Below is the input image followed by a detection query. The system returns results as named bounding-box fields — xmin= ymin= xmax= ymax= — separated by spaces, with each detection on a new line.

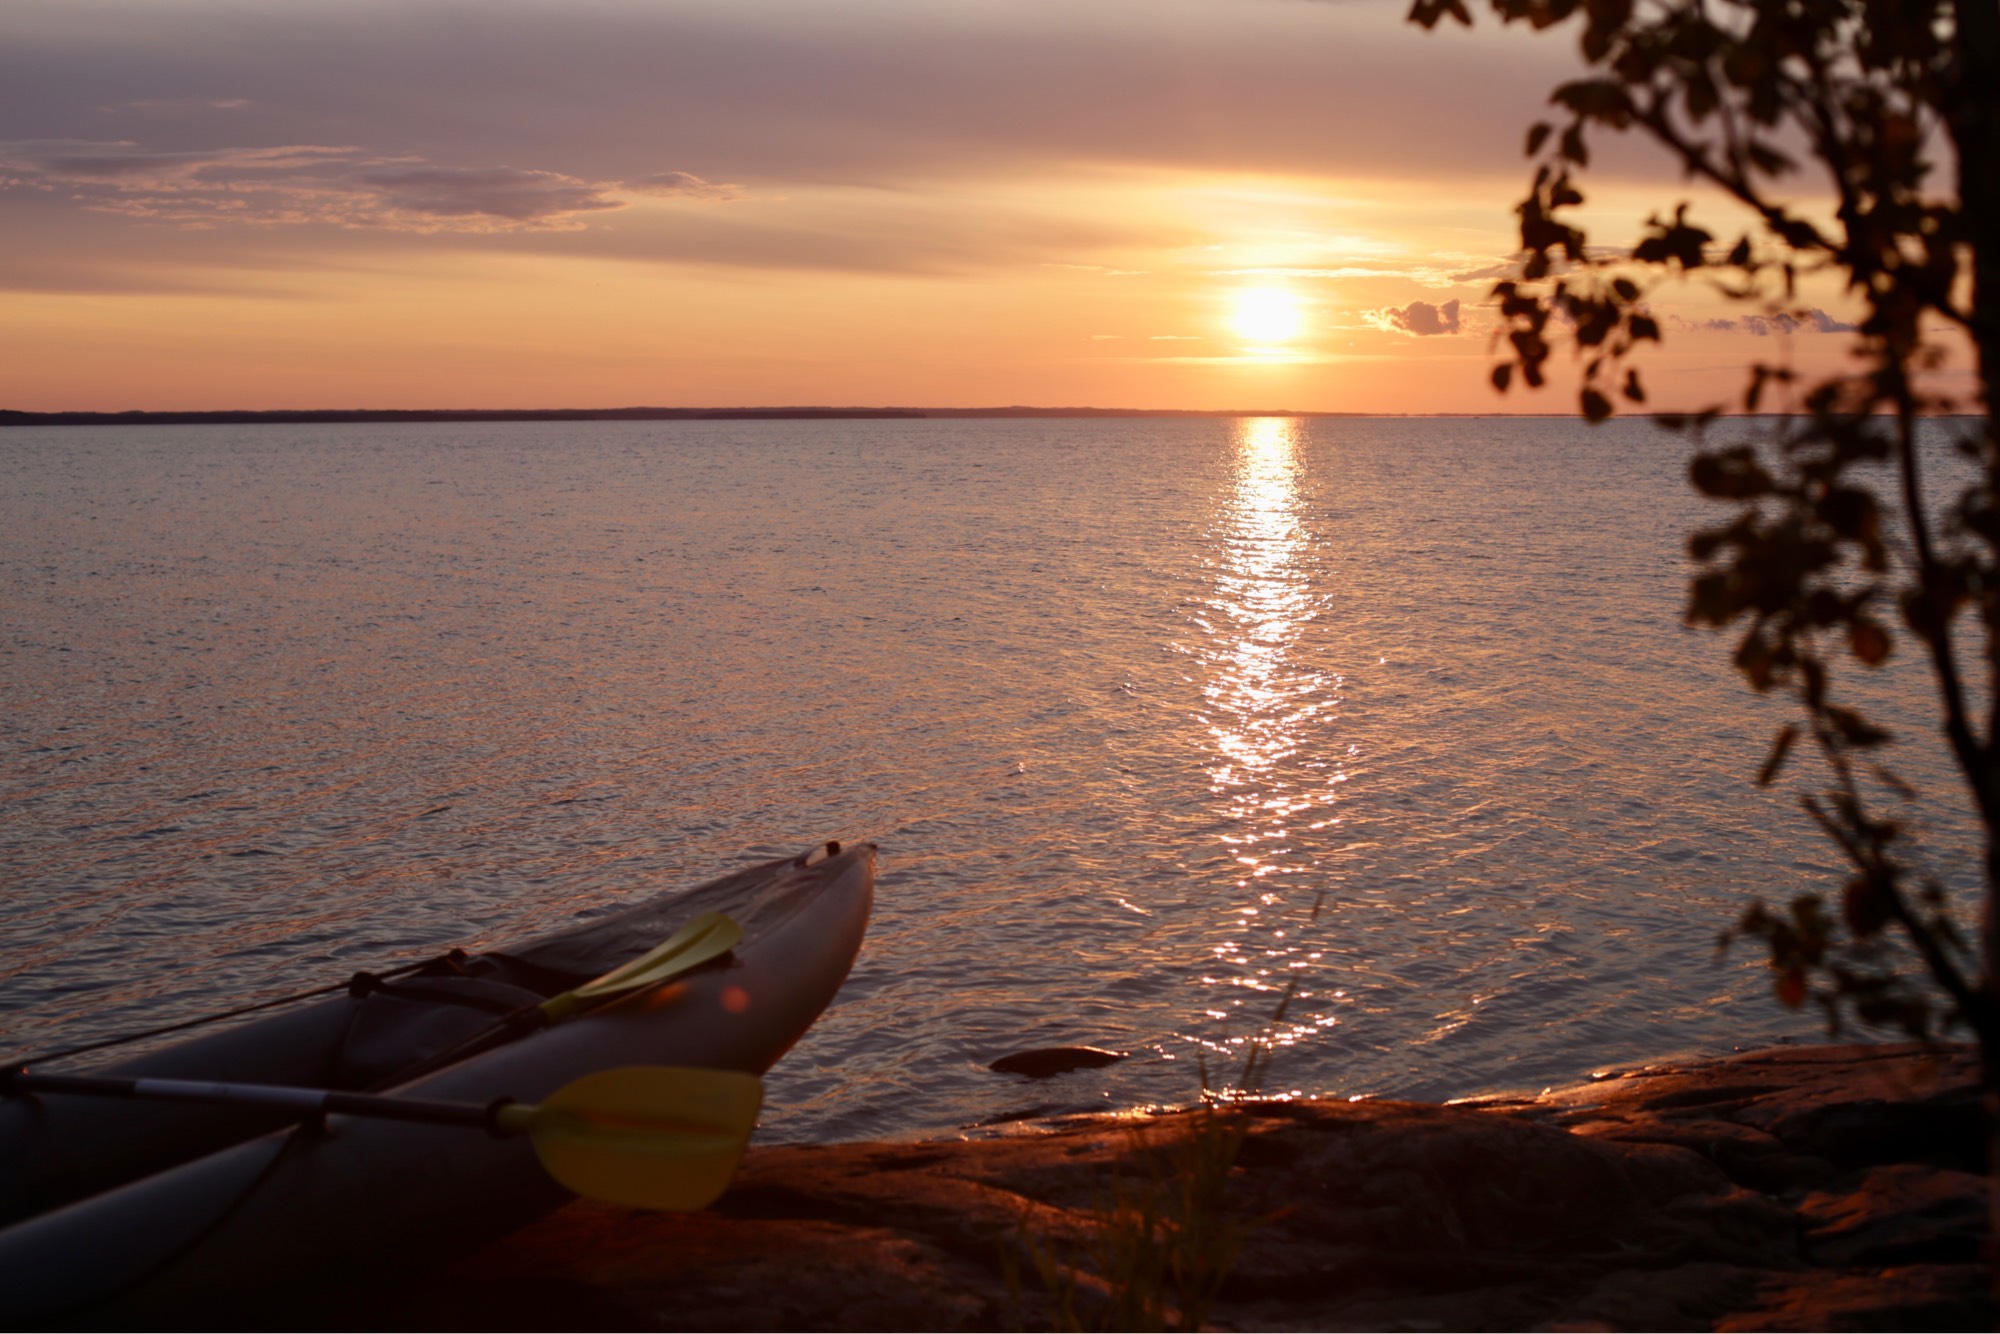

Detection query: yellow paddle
xmin=3 ymin=1065 xmax=763 ymax=1212
xmin=534 ymin=912 xmax=745 ymax=1025
xmin=498 ymin=1065 xmax=763 ymax=1210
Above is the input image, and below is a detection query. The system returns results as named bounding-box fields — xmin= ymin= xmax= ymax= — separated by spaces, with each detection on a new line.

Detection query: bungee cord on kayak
xmin=5 ymin=957 xmax=437 ymax=1071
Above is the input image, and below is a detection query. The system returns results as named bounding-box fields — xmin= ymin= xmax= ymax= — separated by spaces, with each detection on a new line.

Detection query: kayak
xmin=0 ymin=840 xmax=874 ymax=1324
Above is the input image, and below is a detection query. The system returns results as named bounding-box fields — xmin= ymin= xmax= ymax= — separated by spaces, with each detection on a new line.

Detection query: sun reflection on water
xmin=1189 ymin=416 xmax=1346 ymax=1079
xmin=1207 ymin=418 xmax=1317 ymax=799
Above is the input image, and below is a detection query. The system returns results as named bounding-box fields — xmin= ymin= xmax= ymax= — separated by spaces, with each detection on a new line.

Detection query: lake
xmin=0 ymin=415 xmax=1977 ymax=1141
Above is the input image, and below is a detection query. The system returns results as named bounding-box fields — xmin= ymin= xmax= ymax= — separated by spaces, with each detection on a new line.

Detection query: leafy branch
xmin=1409 ymin=0 xmax=2000 ymax=1064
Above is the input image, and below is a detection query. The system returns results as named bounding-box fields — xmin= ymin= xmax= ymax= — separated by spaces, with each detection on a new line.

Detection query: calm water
xmin=0 ymin=417 xmax=1980 ymax=1142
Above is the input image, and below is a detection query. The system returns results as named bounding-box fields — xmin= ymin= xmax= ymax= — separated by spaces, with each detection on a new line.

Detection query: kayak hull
xmin=0 ymin=842 xmax=873 ymax=1324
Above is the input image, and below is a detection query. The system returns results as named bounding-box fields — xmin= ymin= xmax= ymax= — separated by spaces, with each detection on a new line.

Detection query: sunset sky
xmin=1 ymin=0 xmax=1896 ymax=413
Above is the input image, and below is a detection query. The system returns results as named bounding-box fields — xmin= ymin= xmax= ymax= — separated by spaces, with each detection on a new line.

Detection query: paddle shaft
xmin=5 ymin=1071 xmax=507 ymax=1132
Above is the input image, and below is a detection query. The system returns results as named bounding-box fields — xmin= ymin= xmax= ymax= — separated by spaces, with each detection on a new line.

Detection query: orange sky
xmin=0 ymin=0 xmax=1934 ymax=414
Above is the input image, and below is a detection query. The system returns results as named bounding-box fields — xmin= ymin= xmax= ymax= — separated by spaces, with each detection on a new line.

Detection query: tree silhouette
xmin=1406 ymin=0 xmax=1999 ymax=1086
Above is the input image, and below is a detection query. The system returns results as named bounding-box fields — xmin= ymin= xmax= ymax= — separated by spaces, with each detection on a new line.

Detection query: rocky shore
xmin=382 ymin=1043 xmax=1989 ymax=1331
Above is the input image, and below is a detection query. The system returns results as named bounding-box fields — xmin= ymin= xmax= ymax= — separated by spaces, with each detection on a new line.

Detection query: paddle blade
xmin=513 ymin=1066 xmax=762 ymax=1211
xmin=541 ymin=913 xmax=744 ymax=1023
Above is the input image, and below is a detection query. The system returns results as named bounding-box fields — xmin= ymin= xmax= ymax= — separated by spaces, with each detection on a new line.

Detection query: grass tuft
xmin=1005 ymin=947 xmax=1312 ymax=1331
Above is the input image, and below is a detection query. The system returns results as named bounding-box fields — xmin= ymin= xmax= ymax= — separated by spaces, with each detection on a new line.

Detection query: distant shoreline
xmin=0 ymin=406 xmax=1603 ymax=427
xmin=3 ymin=406 xmax=1977 ymax=428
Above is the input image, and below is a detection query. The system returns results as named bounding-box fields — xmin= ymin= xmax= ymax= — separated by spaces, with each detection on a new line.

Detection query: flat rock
xmin=1800 ymin=1162 xmax=1990 ymax=1266
xmin=357 ymin=1043 xmax=1992 ymax=1332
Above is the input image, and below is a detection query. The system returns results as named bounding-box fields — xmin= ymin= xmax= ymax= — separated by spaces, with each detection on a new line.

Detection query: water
xmin=0 ymin=416 xmax=1981 ymax=1142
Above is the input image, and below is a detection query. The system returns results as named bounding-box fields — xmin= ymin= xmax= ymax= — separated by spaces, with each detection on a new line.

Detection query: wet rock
xmin=374 ymin=1043 xmax=1994 ymax=1332
xmin=986 ymin=1045 xmax=1127 ymax=1078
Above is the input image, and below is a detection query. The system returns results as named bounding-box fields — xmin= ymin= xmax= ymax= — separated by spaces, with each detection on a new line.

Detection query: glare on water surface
xmin=1187 ymin=417 xmax=1342 ymax=1080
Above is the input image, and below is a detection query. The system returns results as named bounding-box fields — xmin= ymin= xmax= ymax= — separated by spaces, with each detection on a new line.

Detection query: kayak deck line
xmin=3 ymin=956 xmax=440 ymax=1072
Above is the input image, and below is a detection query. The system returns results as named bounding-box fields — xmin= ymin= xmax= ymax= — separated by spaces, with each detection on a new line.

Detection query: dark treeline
xmin=0 ymin=406 xmax=1374 ymax=427
xmin=0 ymin=407 xmax=928 ymax=427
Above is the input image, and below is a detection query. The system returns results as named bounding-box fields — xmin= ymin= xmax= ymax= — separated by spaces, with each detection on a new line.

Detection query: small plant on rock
xmin=1005 ymin=974 xmax=1302 ymax=1332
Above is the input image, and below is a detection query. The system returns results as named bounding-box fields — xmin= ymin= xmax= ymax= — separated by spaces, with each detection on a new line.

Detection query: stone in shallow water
xmin=986 ymin=1045 xmax=1128 ymax=1078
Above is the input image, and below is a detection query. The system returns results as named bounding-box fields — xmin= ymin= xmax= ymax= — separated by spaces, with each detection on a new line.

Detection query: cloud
xmin=1218 ymin=266 xmax=1403 ymax=279
xmin=1447 ymin=247 xmax=1630 ymax=284
xmin=121 ymin=97 xmax=251 ymax=114
xmin=1675 ymin=308 xmax=1858 ymax=336
xmin=0 ymin=0 xmax=1584 ymax=189
xmin=0 ymin=139 xmax=732 ymax=231
xmin=623 ymin=170 xmax=742 ymax=201
xmin=1801 ymin=308 xmax=1858 ymax=333
xmin=351 ymin=164 xmax=622 ymax=224
xmin=1045 ymin=262 xmax=1150 ymax=276
xmin=1375 ymin=297 xmax=1462 ymax=336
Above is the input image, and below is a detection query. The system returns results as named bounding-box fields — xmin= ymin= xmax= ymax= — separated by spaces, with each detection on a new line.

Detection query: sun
xmin=1231 ymin=287 xmax=1304 ymax=344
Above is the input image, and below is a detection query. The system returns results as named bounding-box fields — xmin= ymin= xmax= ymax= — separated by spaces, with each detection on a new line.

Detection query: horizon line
xmin=3 ymin=405 xmax=1941 ymax=428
